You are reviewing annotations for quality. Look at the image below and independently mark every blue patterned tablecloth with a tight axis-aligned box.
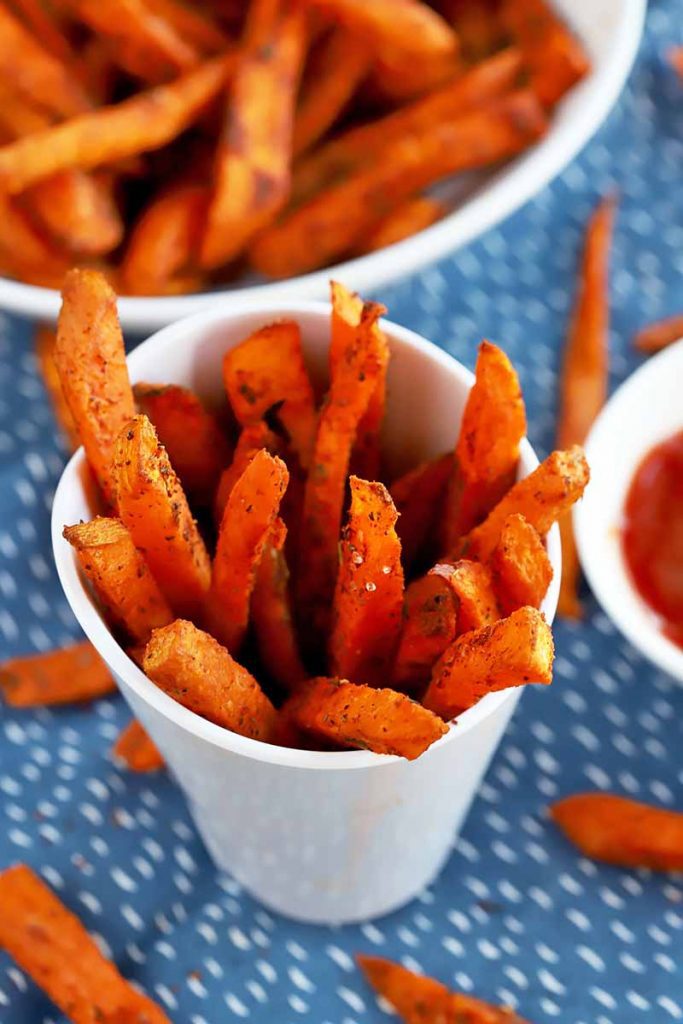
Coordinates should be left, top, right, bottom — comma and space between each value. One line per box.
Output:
1, 4, 682, 1022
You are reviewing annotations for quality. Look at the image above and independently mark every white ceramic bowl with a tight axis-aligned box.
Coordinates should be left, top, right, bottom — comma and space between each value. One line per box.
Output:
6, 0, 644, 333
52, 302, 560, 924
574, 339, 683, 683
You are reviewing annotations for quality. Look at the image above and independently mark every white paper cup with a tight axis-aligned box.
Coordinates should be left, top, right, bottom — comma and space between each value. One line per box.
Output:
52, 302, 560, 924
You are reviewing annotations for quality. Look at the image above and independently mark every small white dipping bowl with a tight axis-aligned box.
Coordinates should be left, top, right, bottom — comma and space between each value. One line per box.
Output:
52, 302, 560, 924
575, 338, 683, 684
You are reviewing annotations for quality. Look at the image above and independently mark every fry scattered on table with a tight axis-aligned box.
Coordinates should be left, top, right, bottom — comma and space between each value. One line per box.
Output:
633, 312, 683, 354
112, 718, 165, 772
0, 641, 116, 707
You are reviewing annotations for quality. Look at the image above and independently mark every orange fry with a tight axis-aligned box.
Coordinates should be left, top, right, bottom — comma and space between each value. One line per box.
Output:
146, 0, 230, 53
359, 196, 445, 255
293, 27, 369, 156
441, 340, 526, 552
392, 571, 459, 692
213, 422, 281, 524
34, 324, 79, 449
112, 718, 165, 772
26, 171, 124, 257
112, 414, 211, 617
8, 0, 76, 63
251, 90, 547, 278
223, 320, 317, 469
121, 185, 209, 296
551, 793, 683, 872
0, 189, 72, 288
0, 864, 171, 1024
556, 197, 614, 618
358, 954, 530, 1024
144, 618, 277, 739
441, 0, 506, 63
330, 477, 404, 686
134, 381, 231, 504
283, 676, 447, 759
432, 559, 499, 634
251, 517, 307, 691
310, 0, 458, 62
459, 446, 590, 563
366, 43, 460, 105
390, 453, 451, 570
0, 641, 115, 707
206, 448, 289, 652
0, 56, 232, 194
0, 4, 91, 118
424, 605, 554, 719
499, 0, 590, 107
296, 288, 386, 632
63, 517, 174, 644
490, 513, 553, 614
634, 313, 683, 354
669, 46, 683, 80
291, 47, 523, 204
200, 0, 306, 268
54, 268, 135, 504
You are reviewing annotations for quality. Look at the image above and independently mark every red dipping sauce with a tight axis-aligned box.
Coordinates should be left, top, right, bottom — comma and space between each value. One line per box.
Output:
622, 429, 683, 648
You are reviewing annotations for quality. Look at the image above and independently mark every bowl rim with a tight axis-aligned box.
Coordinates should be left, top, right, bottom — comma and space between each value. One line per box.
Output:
3, 0, 645, 332
574, 338, 683, 682
52, 299, 561, 770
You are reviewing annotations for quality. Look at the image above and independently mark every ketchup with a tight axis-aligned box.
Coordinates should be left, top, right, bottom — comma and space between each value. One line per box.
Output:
622, 429, 683, 648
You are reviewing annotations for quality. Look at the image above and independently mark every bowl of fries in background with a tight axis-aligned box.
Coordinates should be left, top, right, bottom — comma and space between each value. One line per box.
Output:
47, 267, 591, 925
0, 0, 644, 332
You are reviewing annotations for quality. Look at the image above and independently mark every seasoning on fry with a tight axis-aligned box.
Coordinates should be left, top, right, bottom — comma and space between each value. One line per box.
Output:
0, 641, 116, 707
330, 477, 404, 686
556, 194, 615, 618
113, 718, 165, 772
551, 793, 683, 871
424, 605, 554, 719
63, 517, 174, 644
633, 313, 683, 354
206, 448, 289, 652
283, 676, 448, 759
0, 864, 171, 1024
112, 414, 211, 617
490, 513, 553, 614
433, 559, 500, 634
144, 618, 277, 739
213, 422, 282, 525
392, 572, 459, 692
54, 268, 135, 504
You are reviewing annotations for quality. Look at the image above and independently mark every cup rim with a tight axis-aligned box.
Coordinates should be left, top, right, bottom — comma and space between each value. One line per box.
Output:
51, 300, 561, 770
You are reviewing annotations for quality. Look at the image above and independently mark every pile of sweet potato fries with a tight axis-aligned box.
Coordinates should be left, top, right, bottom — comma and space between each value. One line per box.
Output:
0, 0, 589, 295
0, 267, 593, 762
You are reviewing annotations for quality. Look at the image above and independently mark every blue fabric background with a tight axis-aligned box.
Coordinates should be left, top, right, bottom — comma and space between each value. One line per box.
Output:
1, 3, 681, 1021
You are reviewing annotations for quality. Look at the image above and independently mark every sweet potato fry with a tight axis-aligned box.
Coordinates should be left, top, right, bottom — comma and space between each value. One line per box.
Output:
440, 0, 506, 63
0, 188, 72, 285
199, 0, 306, 268
0, 641, 115, 707
441, 340, 526, 552
34, 323, 79, 449
63, 517, 174, 643
433, 559, 499, 634
144, 618, 277, 739
296, 291, 386, 633
251, 90, 547, 278
309, 0, 458, 62
293, 27, 370, 156
366, 45, 460, 105
0, 56, 232, 194
392, 571, 458, 692
424, 605, 554, 719
283, 676, 447, 759
251, 517, 306, 691
54, 268, 135, 503
459, 446, 590, 563
291, 47, 523, 204
0, 4, 91, 118
0, 864, 171, 1024
134, 381, 231, 504
556, 195, 614, 618
222, 320, 317, 469
112, 414, 211, 617
359, 196, 445, 255
633, 313, 683, 354
670, 46, 683, 80
113, 718, 165, 772
120, 185, 208, 296
390, 453, 451, 570
358, 954, 530, 1024
499, 0, 590, 108
213, 422, 281, 524
551, 793, 683, 872
8, 0, 76, 64
490, 513, 553, 614
146, 0, 230, 53
26, 170, 124, 257
206, 448, 289, 651
330, 477, 404, 686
